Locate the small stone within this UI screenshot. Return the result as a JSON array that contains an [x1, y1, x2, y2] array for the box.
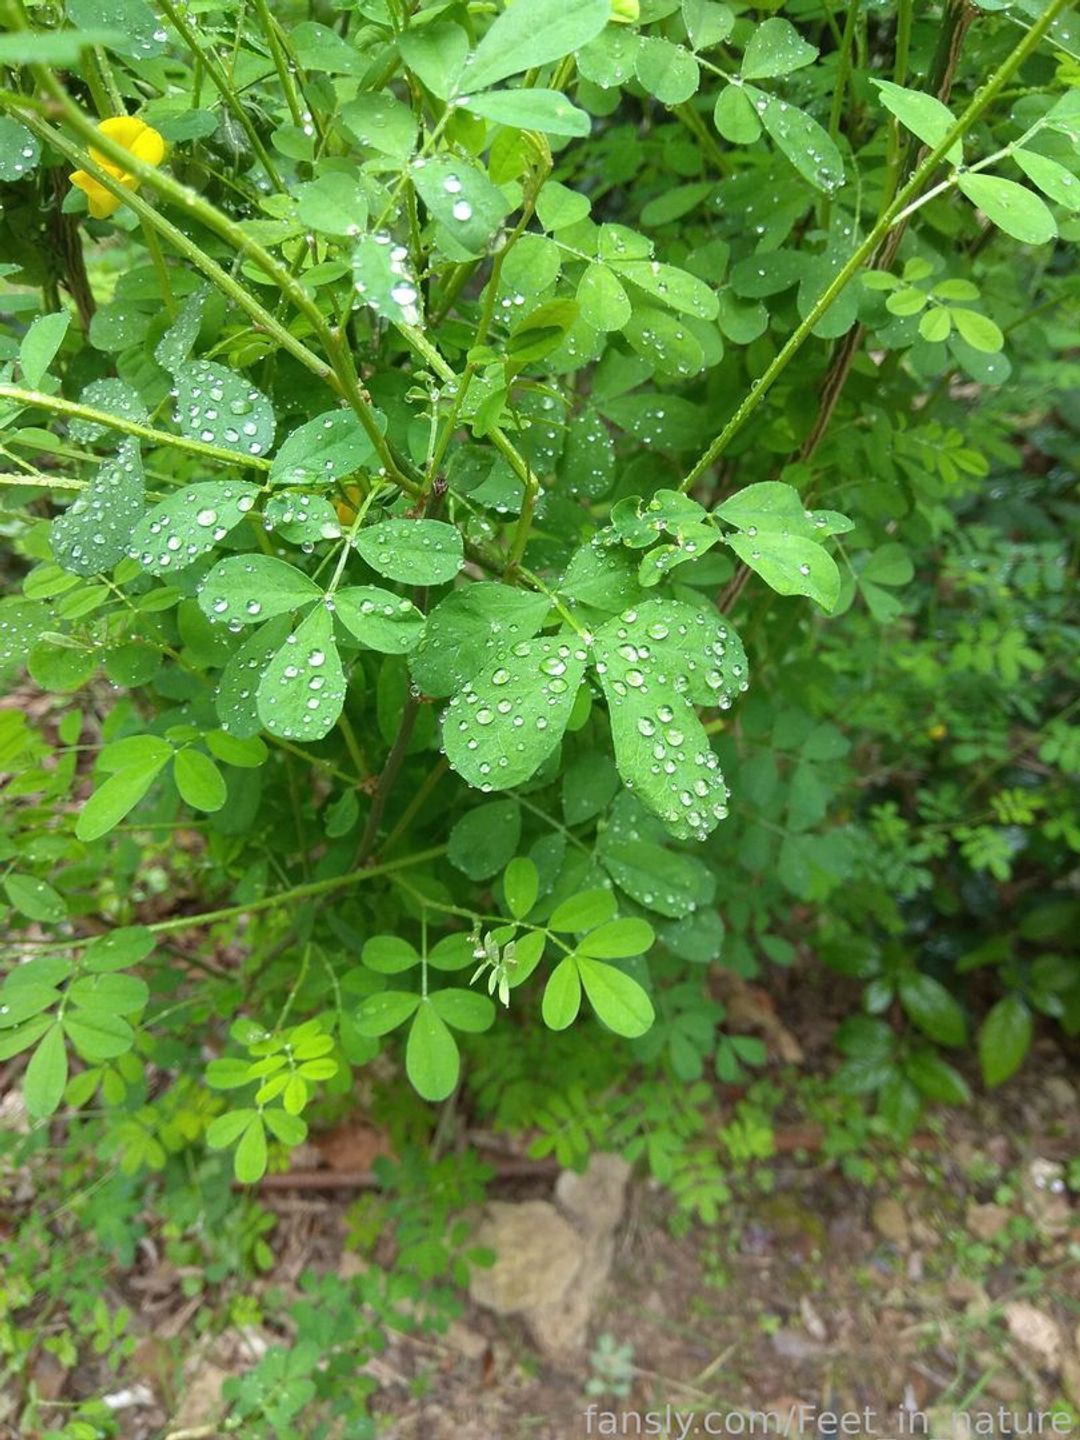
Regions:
[[966, 1201, 1012, 1242], [1004, 1300, 1063, 1371], [469, 1200, 583, 1317], [872, 1197, 909, 1248], [554, 1152, 631, 1239]]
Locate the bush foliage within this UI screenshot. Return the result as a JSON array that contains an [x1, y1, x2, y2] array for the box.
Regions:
[[0, 0, 1078, 1428]]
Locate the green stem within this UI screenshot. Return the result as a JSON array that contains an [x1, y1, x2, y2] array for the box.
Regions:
[[10, 846, 447, 956], [677, 0, 1071, 496], [0, 385, 273, 469], [139, 216, 178, 318]]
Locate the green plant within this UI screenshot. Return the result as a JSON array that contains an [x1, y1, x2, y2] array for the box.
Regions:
[[1, 0, 1077, 1427]]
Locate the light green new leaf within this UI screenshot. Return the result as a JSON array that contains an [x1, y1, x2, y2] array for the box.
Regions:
[[51, 438, 145, 577], [256, 606, 346, 741], [335, 587, 425, 654], [542, 956, 582, 1030], [740, 18, 816, 79], [577, 957, 654, 1036], [951, 308, 1003, 354], [24, 1024, 68, 1118], [443, 634, 588, 790], [405, 1001, 459, 1100], [362, 936, 421, 973], [129, 481, 259, 576], [352, 234, 423, 324], [206, 1109, 257, 1149], [957, 174, 1056, 245], [356, 990, 422, 1035], [173, 360, 275, 458], [0, 117, 40, 182], [357, 517, 464, 586], [215, 615, 294, 737], [199, 555, 321, 627], [577, 917, 655, 959], [872, 80, 961, 166], [270, 409, 379, 488], [464, 88, 591, 138], [410, 584, 549, 696], [400, 22, 469, 98], [761, 99, 844, 194], [577, 264, 632, 332], [233, 1116, 268, 1182], [462, 0, 610, 93], [411, 154, 511, 258], [20, 312, 70, 387], [174, 748, 227, 812]]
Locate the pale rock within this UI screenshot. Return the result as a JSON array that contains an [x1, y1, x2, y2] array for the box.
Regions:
[[1004, 1300, 1062, 1370], [871, 1197, 909, 1247], [965, 1201, 1012, 1242]]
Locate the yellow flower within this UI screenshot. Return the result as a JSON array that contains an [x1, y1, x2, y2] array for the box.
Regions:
[[69, 116, 166, 220]]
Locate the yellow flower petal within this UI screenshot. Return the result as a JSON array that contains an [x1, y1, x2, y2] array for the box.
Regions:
[[69, 116, 166, 221]]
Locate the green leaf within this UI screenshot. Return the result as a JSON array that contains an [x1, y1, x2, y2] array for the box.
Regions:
[[291, 19, 366, 73], [503, 856, 539, 919], [951, 308, 1004, 354], [635, 38, 700, 105], [727, 531, 840, 611], [172, 360, 275, 458], [577, 957, 654, 1036], [411, 154, 511, 258], [83, 927, 155, 973], [174, 748, 227, 812], [682, 0, 733, 51], [906, 1051, 971, 1104], [429, 988, 496, 1032], [611, 260, 718, 321], [740, 18, 816, 79], [67, 0, 166, 59], [20, 312, 70, 387], [601, 840, 704, 918], [464, 88, 591, 139], [264, 1109, 307, 1145], [576, 917, 655, 959], [592, 601, 738, 839], [713, 84, 762, 144], [918, 307, 952, 343], [76, 749, 171, 841], [0, 117, 40, 182], [214, 615, 294, 738], [0, 598, 50, 666], [899, 973, 967, 1047], [51, 438, 145, 577], [957, 174, 1056, 245], [70, 378, 150, 442], [206, 1109, 257, 1148], [199, 556, 321, 627], [0, 982, 61, 1027], [154, 285, 208, 371], [443, 634, 588, 791], [410, 583, 550, 696], [269, 409, 378, 488], [67, 972, 149, 1014], [549, 888, 618, 933], [357, 518, 464, 586], [362, 936, 421, 974], [335, 587, 425, 654], [978, 995, 1032, 1087], [462, 0, 610, 92], [5, 874, 66, 923], [234, 1116, 268, 1182], [541, 956, 582, 1030], [1012, 148, 1080, 210], [761, 99, 844, 194], [352, 235, 423, 324], [577, 264, 632, 332], [871, 80, 961, 166], [256, 606, 346, 741], [295, 172, 368, 237], [448, 799, 522, 880], [355, 990, 421, 1035], [24, 1024, 68, 1118], [340, 93, 417, 161], [405, 1001, 459, 1100], [129, 480, 259, 576], [63, 1010, 134, 1061]]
